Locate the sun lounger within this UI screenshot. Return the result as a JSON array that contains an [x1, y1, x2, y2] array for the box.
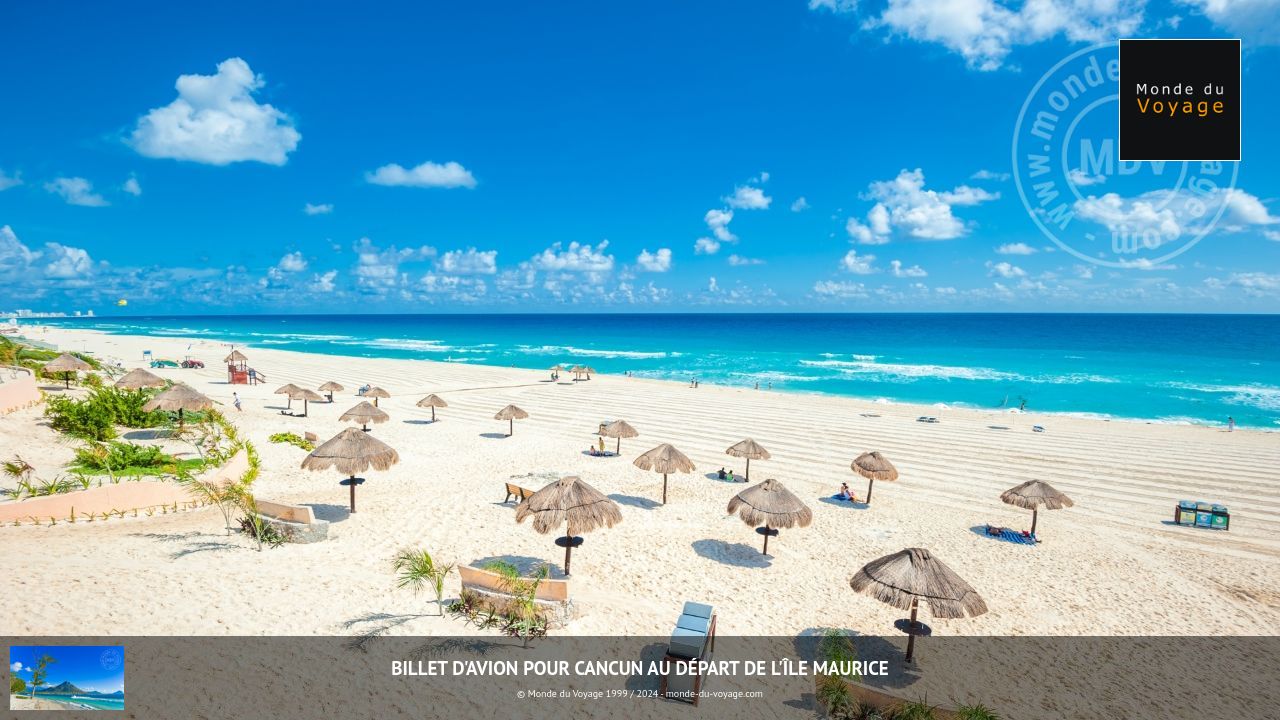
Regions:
[[503, 482, 534, 504], [661, 602, 717, 706]]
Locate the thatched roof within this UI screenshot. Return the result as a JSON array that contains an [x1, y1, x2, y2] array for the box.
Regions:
[[290, 388, 325, 402], [727, 478, 812, 529], [515, 475, 623, 536], [364, 386, 391, 399], [633, 444, 696, 475], [1000, 480, 1074, 510], [850, 547, 988, 619], [494, 404, 529, 421], [851, 451, 899, 481], [549, 365, 565, 371], [599, 420, 638, 439], [301, 427, 400, 476], [114, 367, 166, 389], [142, 383, 213, 412], [340, 401, 389, 425], [726, 438, 771, 460], [274, 383, 302, 396], [223, 350, 248, 363], [44, 353, 93, 373], [318, 381, 344, 392], [582, 366, 597, 374], [416, 394, 448, 408]]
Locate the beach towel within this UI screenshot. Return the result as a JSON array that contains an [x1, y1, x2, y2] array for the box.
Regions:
[[985, 527, 1038, 546]]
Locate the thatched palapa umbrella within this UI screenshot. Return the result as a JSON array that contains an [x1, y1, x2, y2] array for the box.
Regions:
[[340, 401, 389, 432], [1000, 480, 1073, 540], [851, 451, 898, 504], [289, 388, 324, 417], [515, 475, 622, 575], [224, 350, 248, 364], [142, 383, 213, 430], [114, 367, 166, 390], [275, 383, 302, 410], [318, 381, 344, 403], [494, 404, 528, 436], [44, 353, 93, 388], [416, 394, 448, 422], [364, 386, 390, 407], [726, 438, 770, 482], [633, 443, 695, 504], [727, 478, 811, 555], [301, 427, 400, 513], [599, 420, 638, 455], [850, 548, 987, 662], [582, 366, 596, 380]]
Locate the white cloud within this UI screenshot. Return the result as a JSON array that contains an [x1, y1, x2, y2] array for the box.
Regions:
[[353, 237, 436, 293], [0, 226, 37, 269], [694, 237, 721, 255], [277, 251, 308, 273], [841, 249, 878, 274], [636, 248, 672, 272], [1074, 264, 1094, 279], [996, 242, 1037, 255], [10, 661, 21, 673], [312, 270, 338, 292], [971, 169, 1010, 181], [790, 196, 810, 212], [44, 177, 108, 207], [438, 247, 498, 275], [704, 208, 737, 243], [420, 272, 488, 300], [0, 169, 21, 191], [728, 254, 765, 266], [890, 259, 928, 277], [1224, 271, 1280, 294], [813, 279, 869, 298], [708, 276, 720, 293], [1074, 192, 1182, 241], [129, 57, 300, 165], [986, 260, 1026, 278], [122, 176, 142, 196], [861, 0, 1145, 71], [44, 243, 94, 279], [724, 185, 772, 210], [1068, 168, 1106, 186], [1179, 0, 1280, 44], [366, 161, 476, 189], [303, 202, 333, 215], [808, 0, 859, 12], [846, 168, 997, 243], [532, 240, 614, 273]]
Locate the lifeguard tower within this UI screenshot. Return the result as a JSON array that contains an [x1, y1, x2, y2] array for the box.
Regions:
[[225, 350, 254, 385]]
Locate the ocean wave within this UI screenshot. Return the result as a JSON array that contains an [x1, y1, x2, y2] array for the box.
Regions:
[[727, 371, 824, 384], [517, 344, 679, 359], [800, 359, 1119, 385], [1160, 382, 1280, 411], [334, 338, 492, 354], [248, 332, 355, 342]]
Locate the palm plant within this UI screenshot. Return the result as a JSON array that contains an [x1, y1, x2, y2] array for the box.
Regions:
[[172, 466, 238, 535], [485, 560, 548, 647], [393, 548, 455, 616], [955, 704, 1000, 720]]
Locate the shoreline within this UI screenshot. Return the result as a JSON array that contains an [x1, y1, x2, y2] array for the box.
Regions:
[[16, 324, 1274, 433]]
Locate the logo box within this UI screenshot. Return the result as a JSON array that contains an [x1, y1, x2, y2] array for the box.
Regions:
[[1119, 39, 1240, 161]]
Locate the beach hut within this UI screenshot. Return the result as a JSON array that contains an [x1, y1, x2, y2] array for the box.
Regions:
[[319, 381, 344, 403], [289, 388, 324, 417], [727, 478, 811, 555], [633, 443, 696, 505], [301, 427, 400, 513], [598, 420, 639, 454], [43, 353, 93, 388], [1000, 480, 1074, 540], [850, 547, 987, 663], [275, 383, 302, 410], [726, 438, 770, 482], [851, 451, 898, 504], [142, 383, 213, 430], [415, 394, 448, 422], [114, 367, 166, 390], [515, 475, 622, 576], [224, 350, 250, 384], [340, 401, 389, 432], [494, 404, 529, 436], [364, 386, 391, 407]]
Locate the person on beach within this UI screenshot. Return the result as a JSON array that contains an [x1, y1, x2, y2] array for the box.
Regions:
[[718, 467, 726, 480], [598, 436, 606, 455], [1228, 416, 1235, 431], [727, 469, 735, 482], [837, 482, 853, 501], [233, 392, 242, 412]]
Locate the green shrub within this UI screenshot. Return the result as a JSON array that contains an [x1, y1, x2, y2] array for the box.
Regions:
[[10, 675, 25, 694], [887, 700, 939, 720], [269, 432, 315, 451], [44, 386, 167, 440], [956, 704, 1000, 720], [73, 442, 174, 471]]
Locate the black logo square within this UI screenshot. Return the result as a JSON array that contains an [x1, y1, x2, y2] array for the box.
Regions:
[[1119, 39, 1240, 161]]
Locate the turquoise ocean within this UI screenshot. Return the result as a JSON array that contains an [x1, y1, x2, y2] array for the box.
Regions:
[[37, 313, 1280, 429]]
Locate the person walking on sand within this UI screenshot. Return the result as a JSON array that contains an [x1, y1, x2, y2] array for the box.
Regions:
[[233, 392, 242, 412], [1228, 416, 1235, 432]]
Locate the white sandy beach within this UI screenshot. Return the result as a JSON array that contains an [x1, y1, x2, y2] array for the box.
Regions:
[[2, 326, 1278, 643]]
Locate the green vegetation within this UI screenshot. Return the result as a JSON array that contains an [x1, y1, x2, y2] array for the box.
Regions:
[[447, 562, 551, 645], [73, 441, 172, 472], [956, 704, 1001, 720], [393, 547, 455, 616], [269, 431, 315, 451], [44, 386, 167, 440], [29, 653, 55, 700], [10, 675, 25, 694]]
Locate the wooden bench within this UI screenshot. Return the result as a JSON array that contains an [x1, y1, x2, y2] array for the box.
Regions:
[[503, 482, 534, 504]]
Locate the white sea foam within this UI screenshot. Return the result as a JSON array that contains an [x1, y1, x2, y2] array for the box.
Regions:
[[518, 344, 678, 359], [335, 338, 491, 354], [799, 358, 1119, 385], [1160, 382, 1280, 411], [728, 371, 824, 384]]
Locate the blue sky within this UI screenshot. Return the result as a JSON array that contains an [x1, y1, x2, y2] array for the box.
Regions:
[[1, 0, 1278, 313], [9, 646, 125, 693]]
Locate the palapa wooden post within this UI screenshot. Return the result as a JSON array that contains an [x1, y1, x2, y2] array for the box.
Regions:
[[905, 597, 919, 663]]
